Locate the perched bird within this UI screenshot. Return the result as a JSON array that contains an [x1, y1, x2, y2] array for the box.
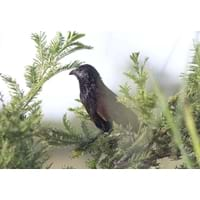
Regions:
[[69, 64, 139, 133]]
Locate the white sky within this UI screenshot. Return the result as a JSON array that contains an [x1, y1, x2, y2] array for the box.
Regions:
[[0, 0, 199, 121]]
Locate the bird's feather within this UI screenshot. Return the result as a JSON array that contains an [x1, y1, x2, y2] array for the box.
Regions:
[[70, 64, 139, 133], [96, 80, 139, 131]]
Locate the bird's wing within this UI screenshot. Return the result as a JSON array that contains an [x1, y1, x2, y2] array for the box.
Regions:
[[80, 89, 112, 132], [96, 95, 110, 122], [82, 95, 112, 132], [97, 83, 139, 131]]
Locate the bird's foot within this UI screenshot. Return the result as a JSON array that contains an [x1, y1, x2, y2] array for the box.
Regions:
[[103, 128, 113, 136]]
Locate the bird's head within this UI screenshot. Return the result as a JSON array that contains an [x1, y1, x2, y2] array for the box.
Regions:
[[69, 64, 101, 82]]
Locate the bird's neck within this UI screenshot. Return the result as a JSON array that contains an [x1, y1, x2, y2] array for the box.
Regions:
[[78, 76, 98, 94]]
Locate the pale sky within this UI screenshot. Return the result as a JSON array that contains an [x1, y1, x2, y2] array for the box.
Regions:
[[0, 0, 199, 121]]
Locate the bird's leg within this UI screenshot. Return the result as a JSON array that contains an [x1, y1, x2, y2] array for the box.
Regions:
[[103, 128, 113, 136], [76, 121, 113, 151]]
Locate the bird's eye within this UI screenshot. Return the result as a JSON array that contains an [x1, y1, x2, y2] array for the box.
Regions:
[[79, 68, 84, 72]]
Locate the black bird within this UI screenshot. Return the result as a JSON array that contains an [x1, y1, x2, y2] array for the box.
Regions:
[[69, 64, 139, 133]]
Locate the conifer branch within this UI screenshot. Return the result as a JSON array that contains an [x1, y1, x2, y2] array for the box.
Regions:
[[0, 31, 92, 168]]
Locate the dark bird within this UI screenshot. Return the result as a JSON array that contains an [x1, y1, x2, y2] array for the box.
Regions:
[[69, 64, 139, 133]]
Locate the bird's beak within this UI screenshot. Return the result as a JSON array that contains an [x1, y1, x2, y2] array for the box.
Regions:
[[69, 69, 77, 76]]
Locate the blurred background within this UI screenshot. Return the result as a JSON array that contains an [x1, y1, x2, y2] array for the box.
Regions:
[[0, 0, 199, 124], [1, 31, 199, 168], [0, 0, 200, 169], [0, 31, 197, 122]]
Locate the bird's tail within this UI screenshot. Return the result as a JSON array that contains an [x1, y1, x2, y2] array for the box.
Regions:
[[110, 101, 139, 132]]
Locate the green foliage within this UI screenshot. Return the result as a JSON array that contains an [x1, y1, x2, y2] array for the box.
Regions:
[[1, 32, 200, 169], [0, 31, 91, 168], [59, 46, 200, 169], [57, 52, 158, 169], [120, 52, 156, 122]]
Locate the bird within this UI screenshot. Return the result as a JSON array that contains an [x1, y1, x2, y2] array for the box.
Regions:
[[69, 64, 139, 133]]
